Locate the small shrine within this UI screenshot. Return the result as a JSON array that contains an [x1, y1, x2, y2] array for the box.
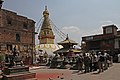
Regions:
[[51, 35, 81, 69], [54, 34, 80, 57]]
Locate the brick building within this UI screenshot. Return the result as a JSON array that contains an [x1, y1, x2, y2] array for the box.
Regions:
[[82, 24, 120, 51], [0, 8, 35, 64]]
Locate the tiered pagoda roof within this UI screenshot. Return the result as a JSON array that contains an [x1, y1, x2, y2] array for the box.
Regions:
[[58, 35, 77, 45], [54, 35, 80, 55], [58, 34, 77, 47]]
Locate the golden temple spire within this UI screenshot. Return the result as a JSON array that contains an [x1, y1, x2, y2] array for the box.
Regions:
[[39, 6, 55, 44], [43, 6, 49, 17]]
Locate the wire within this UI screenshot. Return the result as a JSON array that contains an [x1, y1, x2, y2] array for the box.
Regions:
[[36, 17, 67, 41], [35, 17, 43, 33], [49, 19, 67, 40]]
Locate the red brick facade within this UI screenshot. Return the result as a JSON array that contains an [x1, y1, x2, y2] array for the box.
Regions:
[[0, 9, 35, 64]]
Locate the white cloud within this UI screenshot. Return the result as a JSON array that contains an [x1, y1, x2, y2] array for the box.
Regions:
[[86, 27, 102, 36], [36, 26, 103, 45], [100, 20, 114, 26], [55, 26, 103, 44], [62, 26, 81, 33], [61, 26, 82, 43], [54, 26, 82, 43], [100, 20, 113, 23]]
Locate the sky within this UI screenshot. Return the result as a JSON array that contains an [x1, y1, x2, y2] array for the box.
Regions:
[[3, 0, 120, 45]]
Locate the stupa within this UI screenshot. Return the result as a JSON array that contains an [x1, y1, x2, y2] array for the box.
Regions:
[[36, 6, 62, 56]]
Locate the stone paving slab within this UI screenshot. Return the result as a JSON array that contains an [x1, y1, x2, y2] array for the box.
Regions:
[[29, 66, 48, 70], [30, 63, 120, 80]]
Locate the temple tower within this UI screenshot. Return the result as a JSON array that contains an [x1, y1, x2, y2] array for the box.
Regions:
[[39, 6, 55, 44]]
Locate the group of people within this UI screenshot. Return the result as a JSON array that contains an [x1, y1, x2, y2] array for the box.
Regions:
[[76, 51, 113, 73], [36, 51, 48, 64]]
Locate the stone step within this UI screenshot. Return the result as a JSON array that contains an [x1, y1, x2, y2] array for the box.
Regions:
[[3, 66, 29, 75], [25, 78, 37, 80], [1, 72, 36, 80]]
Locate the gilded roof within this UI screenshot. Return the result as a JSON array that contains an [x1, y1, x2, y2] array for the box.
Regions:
[[54, 48, 81, 53], [58, 35, 77, 45]]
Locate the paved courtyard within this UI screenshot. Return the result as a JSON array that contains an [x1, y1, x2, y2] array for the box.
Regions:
[[30, 63, 120, 80]]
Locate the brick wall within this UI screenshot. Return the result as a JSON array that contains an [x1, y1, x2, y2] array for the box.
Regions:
[[0, 9, 35, 64], [0, 9, 35, 45]]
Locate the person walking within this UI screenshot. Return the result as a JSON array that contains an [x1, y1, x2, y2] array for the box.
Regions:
[[93, 54, 98, 71], [98, 52, 104, 73], [89, 54, 94, 72], [77, 55, 83, 72], [84, 53, 90, 73]]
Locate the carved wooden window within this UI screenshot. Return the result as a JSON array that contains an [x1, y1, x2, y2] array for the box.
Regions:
[[23, 22, 28, 29], [106, 27, 112, 34], [29, 23, 34, 28], [7, 17, 12, 25], [16, 33, 20, 42]]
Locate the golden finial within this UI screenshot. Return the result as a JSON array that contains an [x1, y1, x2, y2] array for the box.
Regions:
[[43, 6, 49, 16], [45, 6, 47, 10], [66, 34, 69, 40]]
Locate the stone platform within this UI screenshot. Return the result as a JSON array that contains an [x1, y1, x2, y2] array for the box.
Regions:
[[4, 72, 36, 80], [0, 66, 36, 80], [3, 66, 29, 75]]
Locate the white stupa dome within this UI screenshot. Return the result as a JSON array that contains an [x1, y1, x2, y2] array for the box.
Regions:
[[35, 44, 63, 56]]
